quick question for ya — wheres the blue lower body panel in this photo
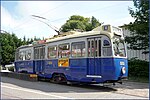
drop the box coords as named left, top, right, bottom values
left=15, top=60, right=34, bottom=74
left=15, top=57, right=128, bottom=83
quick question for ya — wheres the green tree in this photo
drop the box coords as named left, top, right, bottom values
left=91, top=16, right=101, bottom=30
left=30, top=38, right=34, bottom=44
left=0, top=31, right=42, bottom=66
left=12, top=33, right=21, bottom=47
left=26, top=38, right=34, bottom=44
left=22, top=36, right=27, bottom=45
left=124, top=0, right=149, bottom=51
left=0, top=32, right=23, bottom=66
left=0, top=33, right=14, bottom=65
left=60, top=15, right=101, bottom=32
left=34, top=36, right=41, bottom=41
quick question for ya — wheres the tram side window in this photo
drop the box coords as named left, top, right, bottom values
left=48, top=46, right=57, bottom=59
left=40, top=47, right=45, bottom=59
left=34, top=47, right=45, bottom=59
left=25, top=50, right=32, bottom=60
left=88, top=38, right=101, bottom=57
left=34, top=48, right=39, bottom=59
left=103, top=39, right=112, bottom=56
left=88, top=40, right=95, bottom=57
left=98, top=40, right=101, bottom=57
left=58, top=43, right=70, bottom=58
left=71, top=42, right=85, bottom=58
left=19, top=51, right=25, bottom=60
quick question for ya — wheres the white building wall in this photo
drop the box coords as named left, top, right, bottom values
left=122, top=28, right=149, bottom=61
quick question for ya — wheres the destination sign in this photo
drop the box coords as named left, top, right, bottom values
left=58, top=58, right=69, bottom=67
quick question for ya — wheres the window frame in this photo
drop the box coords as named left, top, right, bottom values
left=19, top=51, right=25, bottom=60
left=47, top=45, right=57, bottom=59
left=87, top=37, right=102, bottom=58
left=58, top=43, right=70, bottom=58
left=113, top=38, right=126, bottom=57
left=25, top=49, right=32, bottom=60
left=71, top=41, right=86, bottom=58
left=34, top=46, right=45, bottom=60
left=102, top=36, right=112, bottom=57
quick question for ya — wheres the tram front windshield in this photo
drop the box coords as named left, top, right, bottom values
left=113, top=37, right=126, bottom=57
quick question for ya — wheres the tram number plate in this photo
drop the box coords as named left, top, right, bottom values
left=58, top=58, right=69, bottom=67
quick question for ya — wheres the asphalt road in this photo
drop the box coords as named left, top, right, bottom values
left=1, top=77, right=149, bottom=99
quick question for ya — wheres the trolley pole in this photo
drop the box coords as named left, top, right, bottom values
left=31, top=15, right=60, bottom=35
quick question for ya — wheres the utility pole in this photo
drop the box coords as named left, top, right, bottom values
left=31, top=15, right=60, bottom=35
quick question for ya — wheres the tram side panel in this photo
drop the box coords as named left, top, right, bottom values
left=85, top=58, right=115, bottom=83
left=100, top=58, right=115, bottom=81
left=113, top=58, right=128, bottom=80
left=43, top=58, right=95, bottom=83
left=44, top=59, right=59, bottom=78
left=43, top=58, right=88, bottom=82
left=15, top=60, right=35, bottom=74
left=44, top=59, right=82, bottom=81
left=85, top=57, right=128, bottom=83
left=100, top=58, right=128, bottom=82
left=34, top=60, right=45, bottom=75
left=15, top=46, right=35, bottom=74
left=69, top=58, right=87, bottom=82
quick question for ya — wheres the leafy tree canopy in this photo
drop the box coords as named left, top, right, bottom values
left=60, top=15, right=101, bottom=32
left=0, top=32, right=21, bottom=65
left=124, top=0, right=149, bottom=51
left=0, top=31, right=42, bottom=66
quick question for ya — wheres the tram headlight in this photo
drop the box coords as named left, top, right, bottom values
left=122, top=67, right=126, bottom=74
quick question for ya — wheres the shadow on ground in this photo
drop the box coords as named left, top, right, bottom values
left=1, top=76, right=117, bottom=93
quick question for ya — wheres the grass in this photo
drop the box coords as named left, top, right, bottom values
left=128, top=76, right=149, bottom=83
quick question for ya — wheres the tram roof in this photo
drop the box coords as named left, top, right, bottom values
left=45, top=24, right=123, bottom=43
left=17, top=44, right=33, bottom=50
left=17, top=25, right=123, bottom=49
left=46, top=30, right=112, bottom=43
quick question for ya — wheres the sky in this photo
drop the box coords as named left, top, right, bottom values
left=1, top=1, right=135, bottom=39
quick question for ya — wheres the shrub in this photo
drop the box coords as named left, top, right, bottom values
left=128, top=58, right=149, bottom=78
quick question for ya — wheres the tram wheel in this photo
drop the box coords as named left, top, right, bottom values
left=51, top=74, right=67, bottom=84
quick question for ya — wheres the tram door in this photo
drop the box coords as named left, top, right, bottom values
left=34, top=46, right=45, bottom=74
left=87, top=37, right=102, bottom=76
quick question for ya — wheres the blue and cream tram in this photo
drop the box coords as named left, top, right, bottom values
left=15, top=24, right=128, bottom=84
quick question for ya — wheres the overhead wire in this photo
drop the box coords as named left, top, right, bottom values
left=12, top=2, right=130, bottom=34
left=47, top=2, right=125, bottom=23
left=12, top=2, right=69, bottom=32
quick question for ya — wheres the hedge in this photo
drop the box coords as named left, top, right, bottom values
left=128, top=58, right=149, bottom=78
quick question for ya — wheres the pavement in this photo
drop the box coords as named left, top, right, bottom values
left=1, top=77, right=149, bottom=99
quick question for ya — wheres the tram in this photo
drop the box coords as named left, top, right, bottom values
left=14, top=24, right=128, bottom=84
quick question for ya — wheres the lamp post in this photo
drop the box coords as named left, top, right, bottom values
left=31, top=15, right=60, bottom=35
